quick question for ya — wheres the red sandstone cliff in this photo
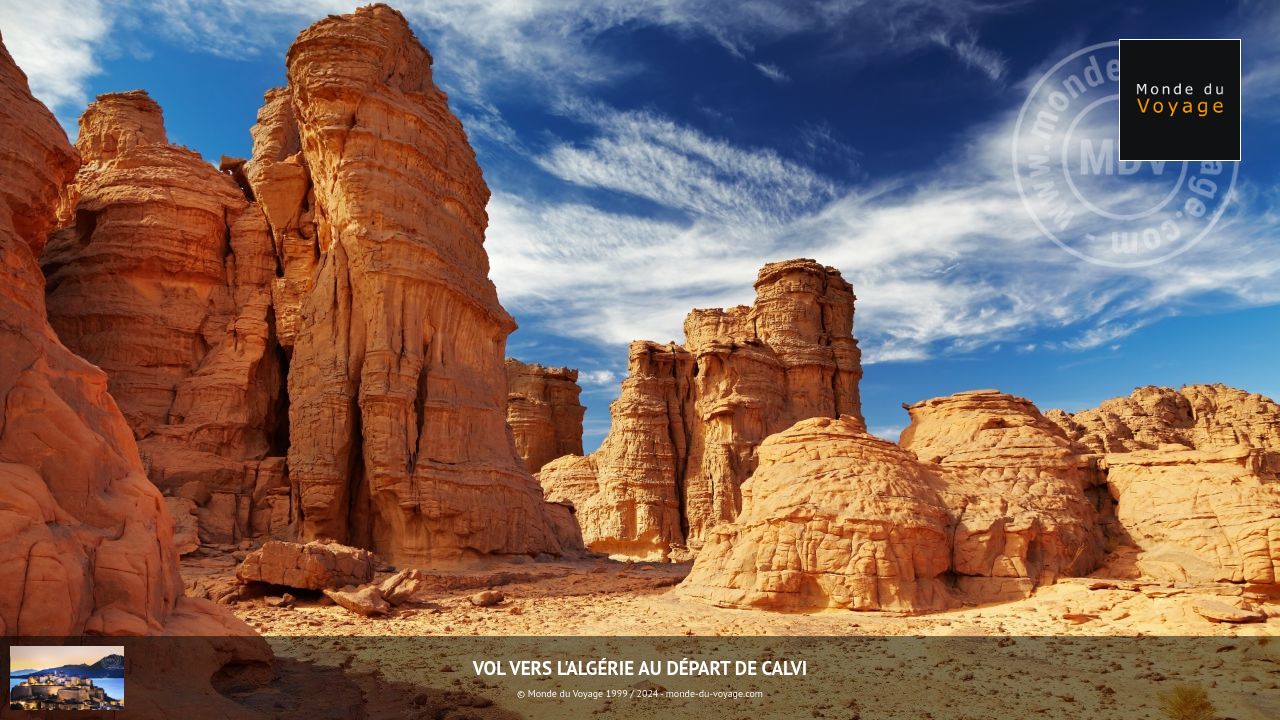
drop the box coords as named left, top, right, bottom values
left=0, top=32, right=256, bottom=642
left=44, top=90, right=290, bottom=549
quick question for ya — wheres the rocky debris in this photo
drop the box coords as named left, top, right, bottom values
left=43, top=89, right=292, bottom=549
left=378, top=569, right=430, bottom=605
left=1050, top=385, right=1280, bottom=585
left=901, top=390, right=1106, bottom=601
left=683, top=390, right=1107, bottom=612
left=506, top=359, right=585, bottom=473
left=0, top=34, right=257, bottom=643
left=540, top=258, right=863, bottom=560
left=324, top=586, right=391, bottom=617
left=469, top=591, right=506, bottom=607
left=242, top=4, right=574, bottom=565
left=237, top=540, right=375, bottom=590
left=1192, top=600, right=1266, bottom=624
left=682, top=416, right=953, bottom=612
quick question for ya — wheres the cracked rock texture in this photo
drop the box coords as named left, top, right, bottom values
left=683, top=391, right=1106, bottom=611
left=236, top=540, right=375, bottom=590
left=540, top=259, right=863, bottom=560
left=43, top=90, right=292, bottom=549
left=250, top=5, right=574, bottom=564
left=901, top=390, right=1106, bottom=603
left=506, top=359, right=585, bottom=473
left=681, top=416, right=954, bottom=612
left=0, top=33, right=255, bottom=639
left=1049, top=384, right=1280, bottom=584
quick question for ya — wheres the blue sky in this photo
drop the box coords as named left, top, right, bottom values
left=2, top=0, right=1278, bottom=447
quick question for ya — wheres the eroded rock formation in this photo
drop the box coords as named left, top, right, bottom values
left=245, top=5, right=573, bottom=564
left=682, top=416, right=954, bottom=612
left=540, top=259, right=863, bottom=560
left=683, top=390, right=1106, bottom=611
left=1049, top=384, right=1280, bottom=584
left=0, top=32, right=256, bottom=640
left=901, top=390, right=1106, bottom=601
left=236, top=540, right=375, bottom=590
left=43, top=90, right=291, bottom=548
left=506, top=359, right=585, bottom=473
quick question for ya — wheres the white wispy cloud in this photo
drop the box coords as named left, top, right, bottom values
left=0, top=0, right=109, bottom=114
left=930, top=30, right=1007, bottom=82
left=489, top=90, right=1280, bottom=363
left=753, top=61, right=790, bottom=83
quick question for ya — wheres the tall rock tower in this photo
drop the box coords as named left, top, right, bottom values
left=540, top=258, right=863, bottom=559
left=245, top=5, right=575, bottom=564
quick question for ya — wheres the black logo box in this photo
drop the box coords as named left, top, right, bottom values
left=1119, top=39, right=1241, bottom=162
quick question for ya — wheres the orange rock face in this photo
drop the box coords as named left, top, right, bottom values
left=683, top=391, right=1106, bottom=612
left=682, top=416, right=954, bottom=612
left=43, top=90, right=291, bottom=547
left=506, top=359, right=585, bottom=473
left=541, top=259, right=863, bottom=559
left=247, top=5, right=573, bottom=564
left=901, top=390, right=1106, bottom=601
left=0, top=35, right=252, bottom=638
left=1049, top=384, right=1280, bottom=584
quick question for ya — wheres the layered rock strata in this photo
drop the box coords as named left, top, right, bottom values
left=506, top=359, right=585, bottom=473
left=683, top=391, right=1106, bottom=612
left=245, top=5, right=573, bottom=564
left=540, top=259, right=863, bottom=560
left=1049, top=384, right=1280, bottom=584
left=43, top=90, right=291, bottom=548
left=0, top=32, right=256, bottom=640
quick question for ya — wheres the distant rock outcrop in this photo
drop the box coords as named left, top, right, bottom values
left=540, top=259, right=863, bottom=560
left=1049, top=384, right=1280, bottom=584
left=246, top=5, right=575, bottom=564
left=506, top=359, right=585, bottom=473
left=43, top=90, right=291, bottom=549
left=0, top=32, right=256, bottom=640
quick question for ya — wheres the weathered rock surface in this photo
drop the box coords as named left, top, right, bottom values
left=243, top=4, right=572, bottom=565
left=377, top=568, right=429, bottom=605
left=1050, top=385, right=1280, bottom=585
left=43, top=90, right=291, bottom=548
left=506, top=359, right=585, bottom=473
left=682, top=416, right=953, bottom=612
left=324, top=585, right=391, bottom=616
left=236, top=540, right=375, bottom=590
left=902, top=390, right=1106, bottom=601
left=0, top=33, right=253, bottom=639
left=540, top=259, right=863, bottom=559
left=683, top=391, right=1108, bottom=611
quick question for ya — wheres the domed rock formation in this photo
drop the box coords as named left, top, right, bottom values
left=1049, top=384, right=1280, bottom=584
left=682, top=391, right=1107, bottom=612
left=0, top=33, right=256, bottom=640
left=540, top=259, right=863, bottom=560
left=506, top=359, right=585, bottom=473
left=245, top=5, right=574, bottom=564
left=42, top=90, right=291, bottom=548
left=681, top=416, right=954, bottom=612
left=901, top=390, right=1106, bottom=601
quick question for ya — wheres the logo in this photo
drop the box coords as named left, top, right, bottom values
left=1012, top=42, right=1238, bottom=267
